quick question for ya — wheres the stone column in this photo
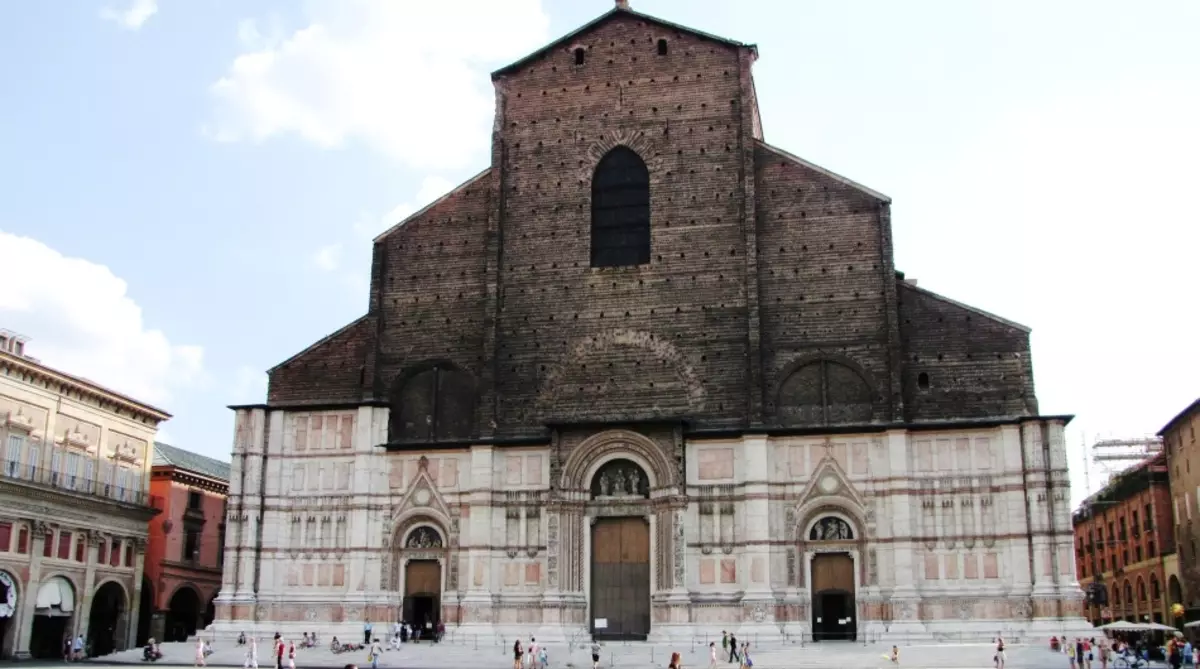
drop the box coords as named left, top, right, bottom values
left=884, top=429, right=926, bottom=637
left=15, top=521, right=46, bottom=659
left=460, top=445, right=494, bottom=630
left=78, top=531, right=101, bottom=643
left=127, top=538, right=147, bottom=649
left=1000, top=425, right=1033, bottom=595
left=738, top=435, right=775, bottom=634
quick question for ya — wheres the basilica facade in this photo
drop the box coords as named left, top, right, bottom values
left=212, top=2, right=1088, bottom=643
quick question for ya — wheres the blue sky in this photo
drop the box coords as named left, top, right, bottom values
left=1, top=0, right=1196, bottom=504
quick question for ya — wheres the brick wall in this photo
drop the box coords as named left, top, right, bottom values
left=262, top=9, right=1041, bottom=438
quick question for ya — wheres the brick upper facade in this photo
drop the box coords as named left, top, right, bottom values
left=257, top=5, right=1041, bottom=443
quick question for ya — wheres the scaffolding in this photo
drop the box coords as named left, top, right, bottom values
left=1083, top=435, right=1164, bottom=498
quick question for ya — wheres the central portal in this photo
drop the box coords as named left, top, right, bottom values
left=590, top=516, right=650, bottom=640
left=811, top=551, right=856, bottom=641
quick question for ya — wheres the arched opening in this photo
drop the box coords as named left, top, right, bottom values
left=401, top=527, right=444, bottom=634
left=778, top=359, right=874, bottom=426
left=30, top=576, right=75, bottom=659
left=574, top=47, right=585, bottom=65
left=165, top=586, right=201, bottom=642
left=87, top=581, right=127, bottom=656
left=1169, top=575, right=1184, bottom=608
left=656, top=39, right=668, bottom=55
left=590, top=146, right=650, bottom=268
left=135, top=576, right=153, bottom=647
left=388, top=364, right=477, bottom=443
left=589, top=458, right=651, bottom=641
left=807, top=515, right=857, bottom=642
left=0, top=570, right=18, bottom=660
left=917, top=372, right=930, bottom=391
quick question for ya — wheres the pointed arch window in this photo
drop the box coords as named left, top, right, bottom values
left=389, top=364, right=477, bottom=442
left=590, top=146, right=650, bottom=267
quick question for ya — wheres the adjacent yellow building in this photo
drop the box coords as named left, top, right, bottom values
left=0, top=330, right=170, bottom=659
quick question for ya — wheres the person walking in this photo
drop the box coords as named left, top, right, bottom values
left=709, top=642, right=718, bottom=669
left=513, top=639, right=524, bottom=669
left=669, top=652, right=682, bottom=669
left=591, top=641, right=601, bottom=669
left=363, top=621, right=373, bottom=647
left=244, top=636, right=259, bottom=669
left=995, top=636, right=1006, bottom=669
left=287, top=640, right=296, bottom=669
left=195, top=636, right=207, bottom=667
left=369, top=638, right=383, bottom=669
left=727, top=634, right=738, bottom=664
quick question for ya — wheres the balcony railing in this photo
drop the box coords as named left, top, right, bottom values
left=1, top=459, right=152, bottom=507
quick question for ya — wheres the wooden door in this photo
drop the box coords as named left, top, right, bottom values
left=590, top=517, right=650, bottom=640
left=811, top=552, right=856, bottom=641
left=404, top=560, right=442, bottom=627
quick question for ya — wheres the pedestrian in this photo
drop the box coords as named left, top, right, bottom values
left=891, top=645, right=899, bottom=664
left=529, top=638, right=540, bottom=669
left=995, top=636, right=1006, bottom=669
left=709, top=642, right=717, bottom=669
left=363, top=621, right=373, bottom=647
left=513, top=639, right=524, bottom=669
left=245, top=636, right=259, bottom=669
left=591, top=641, right=601, bottom=669
left=195, top=636, right=207, bottom=667
left=369, top=638, right=383, bottom=669
left=669, top=652, right=682, bottom=669
left=727, top=634, right=738, bottom=664
left=287, top=640, right=296, bottom=669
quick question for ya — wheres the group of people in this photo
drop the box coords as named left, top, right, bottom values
left=235, top=633, right=297, bottom=669
left=512, top=637, right=550, bottom=669
left=62, top=634, right=86, bottom=661
left=714, top=631, right=753, bottom=669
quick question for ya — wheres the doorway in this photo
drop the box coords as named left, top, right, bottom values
left=88, top=581, right=127, bottom=656
left=590, top=517, right=650, bottom=641
left=166, top=586, right=201, bottom=642
left=31, top=576, right=76, bottom=659
left=403, top=560, right=441, bottom=634
left=811, top=552, right=856, bottom=641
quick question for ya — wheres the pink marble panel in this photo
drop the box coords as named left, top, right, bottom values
left=505, top=563, right=521, bottom=586
left=944, top=554, right=959, bottom=580
left=935, top=439, right=953, bottom=471
left=975, top=437, right=993, bottom=470
left=441, top=458, right=459, bottom=489
left=955, top=438, right=971, bottom=470
left=333, top=564, right=345, bottom=587
left=338, top=462, right=352, bottom=490
left=720, top=559, right=737, bottom=584
left=426, top=458, right=440, bottom=485
left=388, top=459, right=405, bottom=487
left=923, top=553, right=939, bottom=580
left=1043, top=550, right=1054, bottom=576
left=751, top=557, right=765, bottom=584
left=318, top=564, right=332, bottom=586
left=964, top=553, right=979, bottom=580
left=526, top=455, right=544, bottom=485
left=404, top=459, right=419, bottom=486
left=1058, top=546, right=1074, bottom=575
left=524, top=562, right=541, bottom=585
left=915, top=440, right=932, bottom=472
left=505, top=456, right=523, bottom=485
left=473, top=558, right=485, bottom=586
left=294, top=417, right=308, bottom=451
left=287, top=566, right=299, bottom=586
left=832, top=443, right=848, bottom=472
left=850, top=442, right=867, bottom=476
left=698, top=448, right=734, bottom=480
left=983, top=553, right=999, bottom=579
left=698, top=559, right=715, bottom=584
left=788, top=445, right=806, bottom=478
left=338, top=414, right=355, bottom=449
left=303, top=564, right=315, bottom=586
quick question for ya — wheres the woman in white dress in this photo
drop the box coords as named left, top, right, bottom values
left=244, top=636, right=259, bottom=669
left=195, top=637, right=207, bottom=667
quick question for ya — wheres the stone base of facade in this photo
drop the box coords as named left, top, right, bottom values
left=209, top=594, right=1092, bottom=646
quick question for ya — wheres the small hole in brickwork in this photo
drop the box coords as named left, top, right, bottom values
left=673, top=75, right=679, bottom=81
left=675, top=307, right=682, bottom=313
left=937, top=354, right=944, bottom=361
left=607, top=59, right=613, bottom=64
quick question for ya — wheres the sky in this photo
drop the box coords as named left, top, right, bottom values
left=0, top=0, right=1196, bottom=505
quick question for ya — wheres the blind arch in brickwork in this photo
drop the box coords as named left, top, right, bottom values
left=776, top=355, right=876, bottom=426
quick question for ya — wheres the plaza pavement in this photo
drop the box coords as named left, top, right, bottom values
left=84, top=637, right=1077, bottom=669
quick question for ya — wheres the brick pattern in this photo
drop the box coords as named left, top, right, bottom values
left=264, top=11, right=1039, bottom=435
left=896, top=283, right=1035, bottom=421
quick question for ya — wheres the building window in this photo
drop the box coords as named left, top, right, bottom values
left=42, top=532, right=53, bottom=558
left=17, top=527, right=28, bottom=553
left=590, top=146, right=651, bottom=268
left=1152, top=575, right=1161, bottom=600
left=1135, top=546, right=1142, bottom=562
left=110, top=540, right=121, bottom=566
left=26, top=444, right=39, bottom=479
left=188, top=490, right=203, bottom=510
left=75, top=537, right=85, bottom=562
left=125, top=543, right=133, bottom=567
left=656, top=39, right=668, bottom=55
left=217, top=525, right=226, bottom=567
left=917, top=372, right=930, bottom=391
left=0, top=521, right=10, bottom=551
left=574, top=47, right=585, bottom=65
left=184, top=530, right=200, bottom=562
left=4, top=433, right=24, bottom=477
left=57, top=531, right=71, bottom=560
left=1149, top=541, right=1157, bottom=557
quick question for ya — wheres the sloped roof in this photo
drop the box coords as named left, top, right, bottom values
left=492, top=5, right=755, bottom=80
left=153, top=442, right=231, bottom=483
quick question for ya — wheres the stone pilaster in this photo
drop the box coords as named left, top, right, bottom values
left=737, top=435, right=775, bottom=636
left=15, top=520, right=47, bottom=659
left=128, top=537, right=147, bottom=648
left=460, top=445, right=495, bottom=629
left=883, top=429, right=926, bottom=638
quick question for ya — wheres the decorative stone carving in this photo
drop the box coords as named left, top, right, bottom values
left=867, top=549, right=877, bottom=586
left=31, top=521, right=49, bottom=538
left=672, top=508, right=685, bottom=587
left=406, top=527, right=443, bottom=549
left=1012, top=598, right=1033, bottom=619
left=809, top=516, right=853, bottom=541
left=751, top=604, right=767, bottom=622
left=591, top=459, right=649, bottom=499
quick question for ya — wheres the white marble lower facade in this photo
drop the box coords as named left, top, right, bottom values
left=211, top=407, right=1091, bottom=642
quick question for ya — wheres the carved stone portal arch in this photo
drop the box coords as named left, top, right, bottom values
left=807, top=516, right=855, bottom=541
left=561, top=429, right=676, bottom=492
left=382, top=516, right=450, bottom=593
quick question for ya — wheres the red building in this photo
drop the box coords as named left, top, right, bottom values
left=139, top=443, right=228, bottom=643
left=1073, top=452, right=1176, bottom=626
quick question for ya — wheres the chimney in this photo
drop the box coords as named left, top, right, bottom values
left=615, top=0, right=630, bottom=9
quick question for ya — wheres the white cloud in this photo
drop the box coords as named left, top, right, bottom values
left=100, top=0, right=158, bottom=31
left=0, top=231, right=204, bottom=407
left=206, top=0, right=551, bottom=169
left=312, top=243, right=343, bottom=271
left=155, top=428, right=175, bottom=445
left=360, top=176, right=458, bottom=239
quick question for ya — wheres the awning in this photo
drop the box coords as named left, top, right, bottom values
left=35, top=577, right=75, bottom=615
